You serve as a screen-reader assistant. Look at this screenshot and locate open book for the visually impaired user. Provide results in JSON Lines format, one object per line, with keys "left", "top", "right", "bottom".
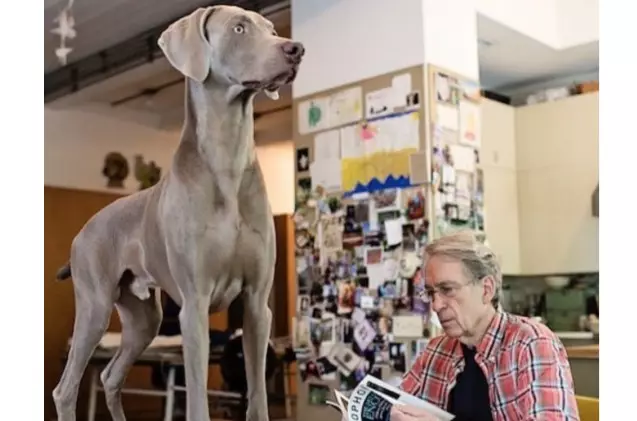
{"left": 325, "top": 375, "right": 454, "bottom": 421}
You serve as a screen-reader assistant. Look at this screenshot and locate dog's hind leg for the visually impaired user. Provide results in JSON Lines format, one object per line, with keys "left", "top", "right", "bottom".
{"left": 100, "top": 283, "right": 163, "bottom": 421}
{"left": 53, "top": 278, "right": 114, "bottom": 421}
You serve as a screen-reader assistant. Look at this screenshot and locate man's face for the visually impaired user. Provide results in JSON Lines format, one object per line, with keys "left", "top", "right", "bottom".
{"left": 424, "top": 255, "right": 492, "bottom": 339}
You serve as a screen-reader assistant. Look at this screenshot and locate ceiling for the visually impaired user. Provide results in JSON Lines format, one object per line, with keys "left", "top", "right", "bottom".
{"left": 44, "top": 0, "right": 268, "bottom": 72}
{"left": 44, "top": 5, "right": 598, "bottom": 133}
{"left": 477, "top": 15, "right": 599, "bottom": 91}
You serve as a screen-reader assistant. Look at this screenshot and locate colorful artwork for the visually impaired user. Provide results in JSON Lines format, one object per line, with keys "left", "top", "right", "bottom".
{"left": 340, "top": 111, "right": 421, "bottom": 196}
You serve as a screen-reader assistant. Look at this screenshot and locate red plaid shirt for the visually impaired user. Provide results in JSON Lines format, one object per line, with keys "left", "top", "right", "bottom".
{"left": 401, "top": 311, "right": 580, "bottom": 420}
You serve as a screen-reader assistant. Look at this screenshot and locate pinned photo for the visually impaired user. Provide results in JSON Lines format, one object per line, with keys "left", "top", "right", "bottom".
{"left": 297, "top": 294, "right": 310, "bottom": 315}
{"left": 402, "top": 223, "right": 418, "bottom": 252}
{"left": 435, "top": 72, "right": 459, "bottom": 105}
{"left": 402, "top": 187, "right": 426, "bottom": 220}
{"left": 327, "top": 343, "right": 363, "bottom": 376}
{"left": 337, "top": 280, "right": 356, "bottom": 314}
{"left": 364, "top": 246, "right": 383, "bottom": 265}
{"left": 371, "top": 189, "right": 401, "bottom": 210}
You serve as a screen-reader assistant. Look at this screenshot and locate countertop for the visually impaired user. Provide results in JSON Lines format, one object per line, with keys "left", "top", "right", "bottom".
{"left": 565, "top": 344, "right": 599, "bottom": 359}
{"left": 555, "top": 331, "right": 596, "bottom": 340}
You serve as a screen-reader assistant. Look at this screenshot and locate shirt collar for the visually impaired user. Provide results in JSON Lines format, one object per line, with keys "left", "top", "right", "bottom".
{"left": 447, "top": 310, "right": 508, "bottom": 363}
{"left": 474, "top": 309, "right": 507, "bottom": 362}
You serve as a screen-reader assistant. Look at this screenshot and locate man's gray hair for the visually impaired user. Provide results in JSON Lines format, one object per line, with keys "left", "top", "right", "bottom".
{"left": 424, "top": 230, "right": 502, "bottom": 309}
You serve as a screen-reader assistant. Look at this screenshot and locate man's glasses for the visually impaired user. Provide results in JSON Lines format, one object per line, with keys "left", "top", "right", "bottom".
{"left": 419, "top": 281, "right": 472, "bottom": 301}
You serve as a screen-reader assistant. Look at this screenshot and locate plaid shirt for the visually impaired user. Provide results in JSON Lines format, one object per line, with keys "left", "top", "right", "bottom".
{"left": 401, "top": 311, "right": 580, "bottom": 420}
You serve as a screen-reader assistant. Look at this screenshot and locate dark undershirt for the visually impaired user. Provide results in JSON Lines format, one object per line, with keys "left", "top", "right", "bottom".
{"left": 447, "top": 344, "right": 493, "bottom": 421}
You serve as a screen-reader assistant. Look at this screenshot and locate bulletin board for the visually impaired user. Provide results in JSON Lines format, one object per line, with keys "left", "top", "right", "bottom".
{"left": 425, "top": 64, "right": 485, "bottom": 240}
{"left": 290, "top": 66, "right": 434, "bottom": 404}
{"left": 293, "top": 66, "right": 428, "bottom": 197}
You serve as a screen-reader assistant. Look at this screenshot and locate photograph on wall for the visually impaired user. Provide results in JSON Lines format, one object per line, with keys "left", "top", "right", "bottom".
{"left": 435, "top": 72, "right": 459, "bottom": 105}
{"left": 459, "top": 79, "right": 481, "bottom": 103}
{"left": 297, "top": 147, "right": 310, "bottom": 172}
{"left": 372, "top": 188, "right": 401, "bottom": 210}
{"left": 402, "top": 187, "right": 426, "bottom": 220}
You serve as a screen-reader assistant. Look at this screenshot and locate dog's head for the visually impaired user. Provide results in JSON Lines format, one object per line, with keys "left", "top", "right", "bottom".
{"left": 158, "top": 5, "right": 304, "bottom": 100}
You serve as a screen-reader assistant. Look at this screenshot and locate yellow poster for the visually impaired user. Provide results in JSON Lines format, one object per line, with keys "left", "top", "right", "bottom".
{"left": 340, "top": 111, "right": 421, "bottom": 195}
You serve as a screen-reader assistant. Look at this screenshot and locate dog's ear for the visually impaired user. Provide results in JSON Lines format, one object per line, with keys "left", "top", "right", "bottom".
{"left": 158, "top": 7, "right": 216, "bottom": 82}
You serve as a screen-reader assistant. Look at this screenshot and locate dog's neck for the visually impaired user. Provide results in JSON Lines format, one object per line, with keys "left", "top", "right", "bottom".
{"left": 175, "top": 77, "right": 256, "bottom": 183}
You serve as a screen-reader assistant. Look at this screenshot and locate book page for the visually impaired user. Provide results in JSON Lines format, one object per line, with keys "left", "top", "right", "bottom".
{"left": 357, "top": 375, "right": 455, "bottom": 421}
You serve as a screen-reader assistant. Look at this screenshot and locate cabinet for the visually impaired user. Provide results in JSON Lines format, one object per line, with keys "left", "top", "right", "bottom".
{"left": 514, "top": 93, "right": 599, "bottom": 274}
{"left": 480, "top": 99, "right": 520, "bottom": 274}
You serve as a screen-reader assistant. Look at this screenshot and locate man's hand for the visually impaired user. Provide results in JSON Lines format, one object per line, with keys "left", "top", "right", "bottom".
{"left": 390, "top": 405, "right": 440, "bottom": 421}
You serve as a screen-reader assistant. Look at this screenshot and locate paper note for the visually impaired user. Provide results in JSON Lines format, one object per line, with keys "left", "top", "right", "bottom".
{"left": 391, "top": 73, "right": 412, "bottom": 107}
{"left": 298, "top": 97, "right": 330, "bottom": 134}
{"left": 360, "top": 295, "right": 375, "bottom": 309}
{"left": 392, "top": 315, "right": 424, "bottom": 338}
{"left": 317, "top": 214, "right": 344, "bottom": 268}
{"left": 383, "top": 257, "right": 400, "bottom": 281}
{"left": 459, "top": 100, "right": 481, "bottom": 147}
{"left": 353, "top": 319, "right": 377, "bottom": 350}
{"left": 365, "top": 88, "right": 394, "bottom": 119}
{"left": 436, "top": 104, "right": 459, "bottom": 131}
{"left": 310, "top": 158, "right": 342, "bottom": 192}
{"left": 409, "top": 152, "right": 428, "bottom": 184}
{"left": 313, "top": 129, "right": 341, "bottom": 161}
{"left": 329, "top": 86, "right": 363, "bottom": 127}
{"left": 441, "top": 163, "right": 456, "bottom": 185}
{"left": 366, "top": 263, "right": 385, "bottom": 290}
{"left": 455, "top": 171, "right": 472, "bottom": 192}
{"left": 327, "top": 343, "right": 363, "bottom": 376}
{"left": 449, "top": 143, "right": 476, "bottom": 173}
{"left": 340, "top": 125, "right": 363, "bottom": 159}
{"left": 384, "top": 219, "right": 403, "bottom": 246}
{"left": 352, "top": 308, "right": 367, "bottom": 325}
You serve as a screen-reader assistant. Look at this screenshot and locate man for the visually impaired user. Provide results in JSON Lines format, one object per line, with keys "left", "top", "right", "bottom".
{"left": 392, "top": 231, "right": 580, "bottom": 421}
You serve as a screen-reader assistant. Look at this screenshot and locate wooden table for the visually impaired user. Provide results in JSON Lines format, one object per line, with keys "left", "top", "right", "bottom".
{"left": 565, "top": 345, "right": 599, "bottom": 359}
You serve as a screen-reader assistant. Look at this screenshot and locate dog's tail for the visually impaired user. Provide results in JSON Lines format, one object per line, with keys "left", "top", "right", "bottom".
{"left": 56, "top": 262, "right": 72, "bottom": 281}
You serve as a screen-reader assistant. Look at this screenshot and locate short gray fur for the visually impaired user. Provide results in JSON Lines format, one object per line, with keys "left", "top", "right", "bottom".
{"left": 52, "top": 5, "right": 305, "bottom": 421}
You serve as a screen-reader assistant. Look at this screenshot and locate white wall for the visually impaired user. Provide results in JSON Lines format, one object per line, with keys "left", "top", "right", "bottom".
{"left": 291, "top": 0, "right": 599, "bottom": 99}
{"left": 422, "top": 0, "right": 480, "bottom": 80}
{"left": 44, "top": 107, "right": 180, "bottom": 194}
{"left": 291, "top": 0, "right": 425, "bottom": 98}
{"left": 44, "top": 106, "right": 295, "bottom": 215}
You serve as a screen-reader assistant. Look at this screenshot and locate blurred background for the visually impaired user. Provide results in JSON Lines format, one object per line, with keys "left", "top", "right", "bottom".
{"left": 44, "top": 0, "right": 599, "bottom": 420}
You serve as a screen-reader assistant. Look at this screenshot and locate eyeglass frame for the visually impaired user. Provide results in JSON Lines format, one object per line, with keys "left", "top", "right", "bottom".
{"left": 419, "top": 277, "right": 486, "bottom": 302}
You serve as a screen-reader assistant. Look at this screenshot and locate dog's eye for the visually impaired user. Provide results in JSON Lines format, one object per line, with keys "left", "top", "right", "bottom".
{"left": 233, "top": 24, "right": 245, "bottom": 34}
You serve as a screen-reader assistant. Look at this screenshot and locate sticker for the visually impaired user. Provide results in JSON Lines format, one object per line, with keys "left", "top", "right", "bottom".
{"left": 296, "top": 147, "right": 310, "bottom": 172}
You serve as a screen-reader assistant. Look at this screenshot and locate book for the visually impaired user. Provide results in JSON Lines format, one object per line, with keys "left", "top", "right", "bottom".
{"left": 325, "top": 375, "right": 455, "bottom": 421}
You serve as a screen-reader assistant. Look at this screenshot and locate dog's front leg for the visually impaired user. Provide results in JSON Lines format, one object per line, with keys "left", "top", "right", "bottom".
{"left": 242, "top": 283, "right": 273, "bottom": 421}
{"left": 179, "top": 294, "right": 211, "bottom": 421}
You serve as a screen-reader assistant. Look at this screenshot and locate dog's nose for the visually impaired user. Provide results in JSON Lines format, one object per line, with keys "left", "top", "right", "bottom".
{"left": 281, "top": 41, "right": 305, "bottom": 61}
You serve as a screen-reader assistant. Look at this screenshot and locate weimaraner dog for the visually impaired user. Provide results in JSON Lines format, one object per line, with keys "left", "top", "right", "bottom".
{"left": 52, "top": 5, "right": 304, "bottom": 421}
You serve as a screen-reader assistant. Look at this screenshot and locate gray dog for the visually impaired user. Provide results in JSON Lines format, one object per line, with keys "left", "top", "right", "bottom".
{"left": 52, "top": 5, "right": 304, "bottom": 421}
